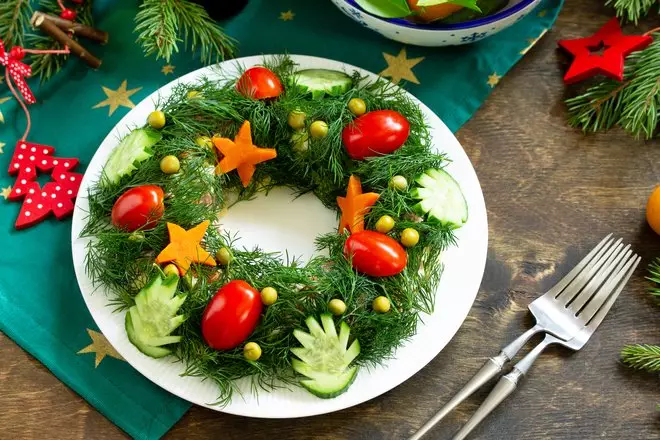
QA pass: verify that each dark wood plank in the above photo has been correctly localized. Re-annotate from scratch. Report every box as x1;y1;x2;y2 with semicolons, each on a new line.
2;1;659;438
0;332;127;439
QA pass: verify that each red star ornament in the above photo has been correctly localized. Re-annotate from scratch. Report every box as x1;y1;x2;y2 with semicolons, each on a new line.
557;18;652;84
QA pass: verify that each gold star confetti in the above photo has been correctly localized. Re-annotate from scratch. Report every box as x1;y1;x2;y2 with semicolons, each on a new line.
379;48;425;85
92;80;142;116
0;142;5;154
520;29;548;55
487;73;501;88
77;329;125;368
161;64;175;75
537;9;547;17
280;10;295;21
1;186;11;200
0;96;11;124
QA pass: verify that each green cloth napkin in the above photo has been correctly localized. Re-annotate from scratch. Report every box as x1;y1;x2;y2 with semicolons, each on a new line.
0;0;561;438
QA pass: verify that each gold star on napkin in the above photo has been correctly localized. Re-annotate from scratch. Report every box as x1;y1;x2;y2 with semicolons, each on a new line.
92;80;142;116
77;328;125;368
487;73;501;88
379;48;424;85
1;186;11;200
280;10;295;21
161;64;175;75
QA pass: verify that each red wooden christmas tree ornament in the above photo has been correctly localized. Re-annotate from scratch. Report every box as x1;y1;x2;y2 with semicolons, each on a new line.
1;39;81;229
557;18;652;84
7;140;83;229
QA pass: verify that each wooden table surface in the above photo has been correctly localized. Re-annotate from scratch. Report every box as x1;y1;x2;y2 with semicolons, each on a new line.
2;1;659;439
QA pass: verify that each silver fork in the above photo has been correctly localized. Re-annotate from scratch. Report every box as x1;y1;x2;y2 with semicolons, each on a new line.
452;251;640;440
410;235;632;440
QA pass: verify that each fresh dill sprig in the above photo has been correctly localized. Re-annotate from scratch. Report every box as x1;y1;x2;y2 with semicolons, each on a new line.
83;55;456;404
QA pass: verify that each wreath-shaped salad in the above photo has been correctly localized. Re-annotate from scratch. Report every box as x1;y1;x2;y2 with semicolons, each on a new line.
82;56;467;404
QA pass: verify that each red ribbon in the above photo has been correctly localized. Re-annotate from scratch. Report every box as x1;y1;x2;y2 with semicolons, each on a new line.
0;40;36;104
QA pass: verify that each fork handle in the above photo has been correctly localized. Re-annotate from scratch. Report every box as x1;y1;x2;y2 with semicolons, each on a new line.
409;325;542;440
451;336;553;440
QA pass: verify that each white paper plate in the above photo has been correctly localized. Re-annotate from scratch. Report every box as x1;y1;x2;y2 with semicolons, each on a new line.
71;55;488;418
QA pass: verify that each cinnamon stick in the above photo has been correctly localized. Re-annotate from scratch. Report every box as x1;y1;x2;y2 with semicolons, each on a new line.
31;13;101;69
36;12;108;44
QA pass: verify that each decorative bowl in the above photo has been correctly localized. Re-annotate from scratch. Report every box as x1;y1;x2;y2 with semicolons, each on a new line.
330;0;542;46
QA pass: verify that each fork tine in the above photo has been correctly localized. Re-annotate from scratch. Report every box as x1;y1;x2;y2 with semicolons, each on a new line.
555;237;622;304
579;254;639;324
567;243;630;312
545;234;613;299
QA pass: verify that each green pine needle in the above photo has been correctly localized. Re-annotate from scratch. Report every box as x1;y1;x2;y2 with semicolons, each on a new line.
605;0;658;24
646;257;660;297
621;344;660;372
24;0;95;82
566;34;660;140
0;0;31;47
135;0;237;64
620;258;660;374
2;0;236;82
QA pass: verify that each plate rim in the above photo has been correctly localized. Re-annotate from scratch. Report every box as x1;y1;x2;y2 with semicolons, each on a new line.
71;54;488;418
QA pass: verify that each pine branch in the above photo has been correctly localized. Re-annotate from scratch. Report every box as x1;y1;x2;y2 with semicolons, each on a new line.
646;257;660;296
26;0;95;82
605;0;658;24
26;35;67;82
621;344;660;372
135;0;236;64
620;259;660;373
0;0;32;47
565;33;660;140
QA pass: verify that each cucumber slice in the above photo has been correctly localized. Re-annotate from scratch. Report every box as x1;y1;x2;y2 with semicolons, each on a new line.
102;128;161;185
182;271;198;290
291;314;360;399
125;272;186;359
411;168;468;228
293;69;353;99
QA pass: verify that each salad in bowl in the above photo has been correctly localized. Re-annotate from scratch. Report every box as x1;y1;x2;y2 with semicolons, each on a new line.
332;0;542;46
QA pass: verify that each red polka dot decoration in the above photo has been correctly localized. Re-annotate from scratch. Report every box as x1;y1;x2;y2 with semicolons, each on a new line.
7;140;83;229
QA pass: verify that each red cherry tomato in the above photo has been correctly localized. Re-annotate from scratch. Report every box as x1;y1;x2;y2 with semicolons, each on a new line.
344;230;407;277
201;280;263;350
236;66;283;100
342;110;410;160
111;185;164;232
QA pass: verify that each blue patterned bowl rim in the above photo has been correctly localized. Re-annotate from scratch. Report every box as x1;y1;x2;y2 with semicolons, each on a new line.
343;0;538;30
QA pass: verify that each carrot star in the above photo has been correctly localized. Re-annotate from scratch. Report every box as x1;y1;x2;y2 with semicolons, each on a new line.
156;220;216;275
337;175;380;234
213;121;277;187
